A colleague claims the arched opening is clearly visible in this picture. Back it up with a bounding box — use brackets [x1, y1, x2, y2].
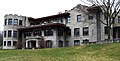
[46, 40, 52, 48]
[58, 40, 63, 47]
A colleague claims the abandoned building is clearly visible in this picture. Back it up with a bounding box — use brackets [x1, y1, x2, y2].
[3, 4, 120, 49]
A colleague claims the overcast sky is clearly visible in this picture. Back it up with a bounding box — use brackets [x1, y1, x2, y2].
[0, 0, 86, 31]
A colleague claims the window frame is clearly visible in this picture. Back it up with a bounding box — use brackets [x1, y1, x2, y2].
[74, 40, 80, 46]
[44, 29, 53, 36]
[83, 27, 89, 36]
[7, 41, 11, 46]
[4, 31, 6, 37]
[8, 30, 12, 37]
[13, 31, 17, 38]
[5, 19, 7, 25]
[8, 18, 12, 25]
[77, 15, 81, 22]
[13, 19, 18, 25]
[74, 28, 80, 36]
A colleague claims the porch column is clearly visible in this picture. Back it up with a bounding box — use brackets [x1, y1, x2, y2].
[26, 41, 28, 48]
[36, 40, 38, 48]
[53, 28, 57, 48]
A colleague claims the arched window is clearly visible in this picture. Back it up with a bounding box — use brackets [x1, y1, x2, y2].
[46, 40, 52, 48]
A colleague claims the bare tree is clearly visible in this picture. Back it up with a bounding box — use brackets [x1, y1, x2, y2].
[81, 0, 120, 41]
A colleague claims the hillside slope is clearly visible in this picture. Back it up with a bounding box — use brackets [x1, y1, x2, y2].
[0, 43, 120, 61]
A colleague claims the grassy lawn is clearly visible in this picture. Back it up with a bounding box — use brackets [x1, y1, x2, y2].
[0, 43, 120, 61]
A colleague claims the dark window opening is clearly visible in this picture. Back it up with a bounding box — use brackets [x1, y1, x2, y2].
[74, 40, 80, 46]
[7, 41, 11, 46]
[66, 29, 71, 36]
[19, 20, 22, 26]
[67, 16, 70, 23]
[4, 41, 6, 46]
[44, 29, 53, 36]
[13, 31, 17, 38]
[8, 18, 12, 25]
[8, 30, 12, 37]
[4, 31, 6, 37]
[34, 30, 42, 36]
[13, 41, 17, 46]
[74, 28, 80, 36]
[83, 27, 89, 36]
[88, 14, 93, 20]
[77, 15, 81, 22]
[105, 27, 108, 34]
[83, 39, 89, 44]
[58, 29, 63, 36]
[24, 31, 32, 37]
[118, 16, 120, 23]
[13, 19, 18, 25]
[5, 19, 7, 25]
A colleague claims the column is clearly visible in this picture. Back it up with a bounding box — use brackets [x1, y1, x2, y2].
[53, 28, 57, 48]
[36, 40, 38, 48]
[26, 41, 28, 48]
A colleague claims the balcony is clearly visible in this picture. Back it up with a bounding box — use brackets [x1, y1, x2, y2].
[26, 36, 42, 39]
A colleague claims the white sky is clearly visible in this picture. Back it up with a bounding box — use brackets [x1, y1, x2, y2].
[0, 0, 86, 31]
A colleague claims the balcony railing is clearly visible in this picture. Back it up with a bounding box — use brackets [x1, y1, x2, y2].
[26, 36, 42, 39]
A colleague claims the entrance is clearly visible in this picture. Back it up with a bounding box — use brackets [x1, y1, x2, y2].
[28, 41, 36, 49]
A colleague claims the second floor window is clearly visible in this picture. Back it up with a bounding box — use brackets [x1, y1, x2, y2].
[4, 31, 6, 37]
[83, 27, 89, 36]
[44, 29, 53, 36]
[34, 30, 42, 36]
[13, 19, 18, 25]
[5, 19, 7, 25]
[19, 20, 22, 26]
[104, 27, 108, 34]
[13, 31, 17, 38]
[88, 14, 93, 20]
[67, 16, 70, 23]
[24, 31, 31, 37]
[8, 30, 12, 37]
[74, 28, 80, 36]
[77, 15, 81, 22]
[58, 29, 63, 36]
[118, 16, 120, 23]
[8, 18, 12, 25]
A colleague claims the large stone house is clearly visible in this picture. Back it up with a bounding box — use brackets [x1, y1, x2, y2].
[3, 4, 120, 49]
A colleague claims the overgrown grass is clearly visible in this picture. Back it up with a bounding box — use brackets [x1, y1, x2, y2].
[0, 43, 120, 61]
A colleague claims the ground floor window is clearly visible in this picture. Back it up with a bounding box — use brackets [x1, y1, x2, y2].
[4, 41, 6, 46]
[58, 40, 63, 47]
[7, 41, 11, 46]
[13, 41, 17, 46]
[74, 40, 80, 46]
[46, 40, 52, 48]
[83, 39, 89, 44]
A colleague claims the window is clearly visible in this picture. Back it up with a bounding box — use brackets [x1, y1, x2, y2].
[67, 16, 70, 23]
[74, 28, 80, 36]
[83, 27, 89, 36]
[4, 41, 6, 46]
[58, 29, 63, 36]
[13, 31, 17, 38]
[104, 27, 108, 34]
[74, 40, 80, 46]
[8, 30, 12, 37]
[77, 15, 81, 22]
[24, 31, 31, 36]
[44, 29, 53, 36]
[8, 18, 12, 25]
[88, 14, 93, 20]
[118, 16, 120, 23]
[83, 39, 89, 44]
[7, 41, 11, 46]
[19, 20, 22, 26]
[66, 29, 71, 36]
[5, 19, 7, 25]
[60, 18, 63, 23]
[13, 19, 18, 25]
[13, 41, 17, 46]
[4, 31, 6, 37]
[34, 30, 42, 36]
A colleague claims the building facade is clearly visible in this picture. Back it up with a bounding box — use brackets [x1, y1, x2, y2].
[3, 4, 120, 49]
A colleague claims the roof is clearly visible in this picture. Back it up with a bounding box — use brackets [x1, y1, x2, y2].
[28, 13, 70, 21]
[87, 5, 102, 12]
[18, 23, 69, 31]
